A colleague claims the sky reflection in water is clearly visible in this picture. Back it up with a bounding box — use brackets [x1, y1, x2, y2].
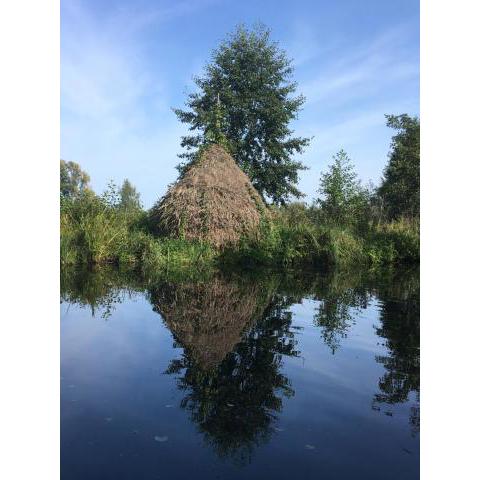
[61, 267, 419, 480]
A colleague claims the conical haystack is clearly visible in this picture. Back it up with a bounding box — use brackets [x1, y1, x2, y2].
[151, 144, 265, 247]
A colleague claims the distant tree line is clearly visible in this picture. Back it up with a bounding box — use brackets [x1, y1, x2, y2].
[60, 163, 142, 212]
[316, 114, 419, 224]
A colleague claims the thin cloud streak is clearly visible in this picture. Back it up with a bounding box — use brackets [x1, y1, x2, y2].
[299, 23, 419, 107]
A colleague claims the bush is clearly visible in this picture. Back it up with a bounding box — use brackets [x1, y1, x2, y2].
[60, 191, 216, 273]
[366, 218, 420, 266]
[61, 193, 134, 264]
[321, 227, 365, 267]
[60, 191, 419, 270]
[223, 215, 324, 267]
[139, 236, 216, 273]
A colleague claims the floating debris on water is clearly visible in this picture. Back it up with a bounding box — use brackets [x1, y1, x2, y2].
[305, 444, 316, 450]
[165, 404, 173, 408]
[274, 427, 284, 432]
[105, 417, 113, 422]
[154, 436, 168, 442]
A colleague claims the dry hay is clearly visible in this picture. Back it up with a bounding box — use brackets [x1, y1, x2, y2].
[150, 276, 272, 369]
[150, 144, 266, 247]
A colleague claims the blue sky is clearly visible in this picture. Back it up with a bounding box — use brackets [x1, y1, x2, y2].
[61, 0, 419, 208]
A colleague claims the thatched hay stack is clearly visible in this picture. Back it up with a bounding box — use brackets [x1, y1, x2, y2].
[151, 144, 265, 247]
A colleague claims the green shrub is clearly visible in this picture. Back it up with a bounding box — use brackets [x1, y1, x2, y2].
[223, 215, 326, 268]
[321, 227, 365, 267]
[61, 192, 419, 270]
[140, 237, 215, 273]
[60, 191, 134, 264]
[367, 218, 420, 266]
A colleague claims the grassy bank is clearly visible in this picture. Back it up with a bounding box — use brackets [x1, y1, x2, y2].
[60, 193, 418, 271]
[60, 191, 215, 273]
[221, 210, 419, 268]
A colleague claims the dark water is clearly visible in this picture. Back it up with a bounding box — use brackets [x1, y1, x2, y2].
[60, 266, 419, 480]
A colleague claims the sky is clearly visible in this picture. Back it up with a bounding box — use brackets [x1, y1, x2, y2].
[61, 0, 419, 208]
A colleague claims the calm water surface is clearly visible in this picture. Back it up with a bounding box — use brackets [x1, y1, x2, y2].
[61, 267, 419, 480]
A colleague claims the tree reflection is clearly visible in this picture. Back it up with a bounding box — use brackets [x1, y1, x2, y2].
[60, 265, 144, 319]
[372, 271, 420, 435]
[60, 264, 420, 448]
[150, 276, 300, 464]
[312, 271, 372, 353]
[302, 268, 420, 435]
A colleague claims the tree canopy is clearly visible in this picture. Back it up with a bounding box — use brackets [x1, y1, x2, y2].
[119, 179, 142, 210]
[174, 24, 310, 205]
[378, 114, 420, 219]
[316, 150, 369, 226]
[60, 160, 91, 199]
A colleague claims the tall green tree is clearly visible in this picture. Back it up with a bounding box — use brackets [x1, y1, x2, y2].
[60, 160, 91, 198]
[378, 114, 420, 219]
[119, 179, 141, 210]
[174, 24, 310, 205]
[316, 150, 368, 226]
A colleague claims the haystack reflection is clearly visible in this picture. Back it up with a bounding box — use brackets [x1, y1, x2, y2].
[149, 275, 300, 464]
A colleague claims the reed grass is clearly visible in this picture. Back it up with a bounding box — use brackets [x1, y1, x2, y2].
[61, 193, 419, 270]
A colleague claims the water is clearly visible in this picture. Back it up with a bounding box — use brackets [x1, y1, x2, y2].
[61, 267, 419, 480]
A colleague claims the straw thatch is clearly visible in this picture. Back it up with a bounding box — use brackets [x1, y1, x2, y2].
[150, 144, 265, 247]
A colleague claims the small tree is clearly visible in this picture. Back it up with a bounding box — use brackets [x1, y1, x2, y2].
[119, 179, 142, 211]
[378, 114, 420, 219]
[60, 160, 91, 199]
[316, 150, 368, 226]
[174, 24, 310, 205]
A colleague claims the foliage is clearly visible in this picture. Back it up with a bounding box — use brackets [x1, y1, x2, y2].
[202, 94, 231, 151]
[366, 217, 420, 266]
[60, 159, 91, 199]
[174, 24, 310, 204]
[60, 182, 215, 273]
[61, 185, 419, 270]
[137, 235, 216, 274]
[377, 114, 420, 219]
[221, 203, 418, 269]
[316, 150, 371, 228]
[60, 186, 135, 265]
[119, 179, 142, 211]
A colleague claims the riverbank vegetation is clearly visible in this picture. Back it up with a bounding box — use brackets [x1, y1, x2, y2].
[60, 137, 419, 271]
[60, 25, 419, 272]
